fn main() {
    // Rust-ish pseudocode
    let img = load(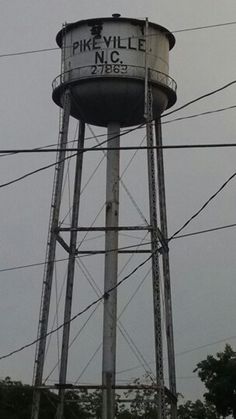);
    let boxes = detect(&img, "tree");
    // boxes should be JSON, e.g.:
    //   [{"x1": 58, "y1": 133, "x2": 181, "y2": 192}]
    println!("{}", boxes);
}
[
  {"x1": 195, "y1": 344, "x2": 236, "y2": 418},
  {"x1": 178, "y1": 399, "x2": 220, "y2": 418},
  {"x1": 0, "y1": 377, "x2": 86, "y2": 419},
  {"x1": 0, "y1": 377, "x2": 60, "y2": 419}
]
